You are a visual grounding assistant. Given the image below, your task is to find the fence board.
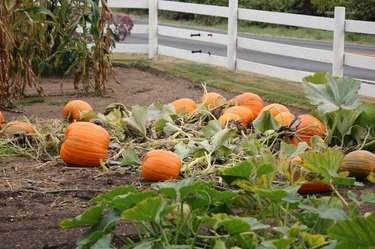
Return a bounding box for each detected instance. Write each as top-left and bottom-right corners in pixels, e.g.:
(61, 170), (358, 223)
(345, 20), (375, 35)
(237, 59), (312, 82)
(113, 44), (148, 53)
(358, 81), (375, 98)
(107, 0), (148, 8)
(238, 8), (334, 31)
(158, 26), (227, 45)
(159, 0), (228, 18)
(158, 46), (227, 67)
(237, 37), (333, 63)
(345, 54), (375, 71)
(132, 24), (148, 34)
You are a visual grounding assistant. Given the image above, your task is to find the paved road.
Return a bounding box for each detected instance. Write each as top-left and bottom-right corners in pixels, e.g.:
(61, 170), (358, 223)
(124, 20), (375, 84)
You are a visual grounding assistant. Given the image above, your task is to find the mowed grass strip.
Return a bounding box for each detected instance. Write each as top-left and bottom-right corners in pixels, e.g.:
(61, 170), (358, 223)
(112, 54), (311, 109)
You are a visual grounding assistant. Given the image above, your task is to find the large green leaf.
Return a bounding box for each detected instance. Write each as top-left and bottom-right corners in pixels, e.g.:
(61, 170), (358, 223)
(147, 102), (175, 123)
(92, 186), (137, 202)
(302, 148), (344, 181)
(122, 196), (167, 223)
(253, 110), (279, 133)
(121, 147), (142, 167)
(302, 73), (361, 115)
(200, 213), (251, 235)
(60, 204), (105, 228)
(328, 213), (375, 247)
(203, 120), (223, 138)
(110, 191), (157, 212)
(124, 105), (149, 138)
(220, 160), (255, 184)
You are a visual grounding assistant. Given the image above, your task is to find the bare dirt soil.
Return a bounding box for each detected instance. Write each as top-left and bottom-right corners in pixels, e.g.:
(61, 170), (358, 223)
(0, 67), (373, 249)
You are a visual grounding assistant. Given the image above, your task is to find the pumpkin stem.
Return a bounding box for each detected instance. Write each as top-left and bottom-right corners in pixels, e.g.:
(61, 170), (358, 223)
(330, 180), (348, 207)
(325, 112), (339, 145)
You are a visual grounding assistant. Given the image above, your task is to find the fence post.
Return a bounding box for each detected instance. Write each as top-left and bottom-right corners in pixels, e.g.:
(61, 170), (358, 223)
(149, 0), (158, 59)
(227, 0), (238, 71)
(332, 7), (345, 77)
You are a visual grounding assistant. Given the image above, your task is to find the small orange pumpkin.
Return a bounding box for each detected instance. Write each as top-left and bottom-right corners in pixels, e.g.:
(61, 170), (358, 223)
(218, 112), (242, 127)
(0, 112), (4, 125)
(290, 114), (326, 145)
(297, 181), (332, 195)
(223, 106), (254, 127)
(232, 92), (264, 117)
(274, 112), (295, 126)
(141, 150), (181, 181)
(259, 103), (290, 117)
(63, 100), (94, 122)
(3, 121), (36, 134)
(199, 92), (226, 108)
(171, 98), (197, 115)
(60, 122), (110, 167)
(340, 150), (375, 179)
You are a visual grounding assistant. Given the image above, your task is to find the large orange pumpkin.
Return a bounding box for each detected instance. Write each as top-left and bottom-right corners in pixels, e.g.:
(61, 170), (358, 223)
(223, 106), (254, 127)
(218, 112), (242, 127)
(290, 114), (326, 145)
(199, 92), (226, 109)
(141, 150), (181, 181)
(259, 103), (290, 117)
(63, 100), (93, 122)
(3, 121), (36, 134)
(232, 92), (264, 117)
(60, 122), (110, 167)
(297, 181), (332, 195)
(274, 112), (295, 126)
(171, 98), (197, 115)
(340, 150), (375, 179)
(0, 112), (4, 125)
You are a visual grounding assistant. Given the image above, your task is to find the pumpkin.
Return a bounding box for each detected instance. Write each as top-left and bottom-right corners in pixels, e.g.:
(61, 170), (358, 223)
(199, 92), (226, 108)
(340, 150), (375, 179)
(60, 122), (110, 167)
(223, 106), (255, 127)
(290, 114), (326, 145)
(218, 112), (242, 127)
(141, 150), (181, 181)
(63, 100), (94, 122)
(297, 181), (332, 195)
(232, 92), (264, 117)
(0, 111), (4, 125)
(2, 121), (36, 135)
(259, 103), (290, 117)
(274, 112), (295, 126)
(171, 98), (197, 115)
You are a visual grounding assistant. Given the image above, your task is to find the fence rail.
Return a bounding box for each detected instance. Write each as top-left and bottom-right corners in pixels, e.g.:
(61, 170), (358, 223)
(108, 0), (375, 98)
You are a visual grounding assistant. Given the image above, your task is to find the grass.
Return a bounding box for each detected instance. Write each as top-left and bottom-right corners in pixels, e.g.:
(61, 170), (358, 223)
(123, 11), (375, 45)
(112, 54), (312, 109)
(17, 97), (46, 106)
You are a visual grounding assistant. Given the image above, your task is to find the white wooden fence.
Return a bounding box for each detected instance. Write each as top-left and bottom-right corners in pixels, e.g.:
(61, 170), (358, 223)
(108, 0), (375, 98)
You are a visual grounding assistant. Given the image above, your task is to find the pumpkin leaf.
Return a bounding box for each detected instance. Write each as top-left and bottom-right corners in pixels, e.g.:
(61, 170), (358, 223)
(302, 73), (361, 115)
(253, 110), (279, 133)
(110, 191), (157, 212)
(121, 146), (142, 166)
(90, 234), (112, 249)
(124, 105), (148, 138)
(300, 232), (326, 248)
(60, 204), (105, 228)
(147, 102), (175, 123)
(174, 143), (191, 160)
(301, 148), (344, 181)
(92, 185), (137, 202)
(220, 160), (255, 184)
(367, 172), (375, 184)
(200, 213), (251, 235)
(122, 196), (167, 223)
(208, 127), (237, 154)
(328, 213), (375, 247)
(203, 120), (222, 138)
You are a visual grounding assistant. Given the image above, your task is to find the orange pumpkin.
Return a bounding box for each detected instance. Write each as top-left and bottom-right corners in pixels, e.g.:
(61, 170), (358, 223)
(172, 98), (197, 115)
(218, 112), (242, 127)
(290, 115), (326, 145)
(232, 92), (264, 117)
(3, 121), (36, 134)
(274, 112), (295, 126)
(259, 103), (290, 117)
(340, 150), (375, 179)
(0, 112), (4, 125)
(63, 100), (93, 122)
(223, 106), (255, 127)
(141, 150), (181, 181)
(298, 181), (332, 195)
(199, 92), (226, 108)
(60, 122), (110, 167)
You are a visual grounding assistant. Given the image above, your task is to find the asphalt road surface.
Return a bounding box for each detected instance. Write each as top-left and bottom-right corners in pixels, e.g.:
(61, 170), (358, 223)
(124, 20), (375, 85)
